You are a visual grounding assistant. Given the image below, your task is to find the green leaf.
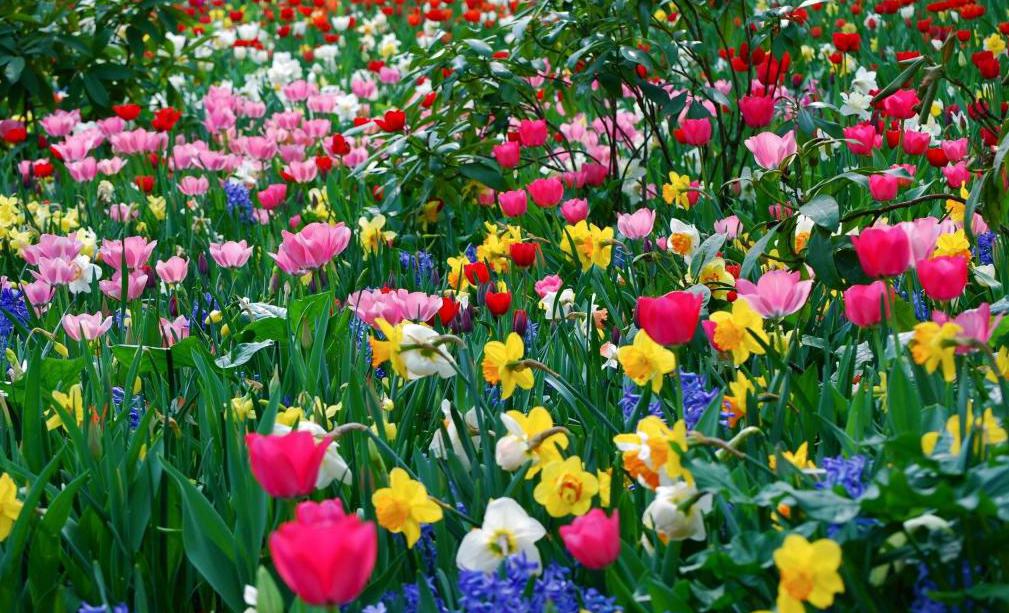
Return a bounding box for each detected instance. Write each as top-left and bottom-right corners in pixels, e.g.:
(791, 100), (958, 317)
(3, 56), (23, 82)
(458, 161), (507, 191)
(799, 194), (839, 231)
(463, 38), (493, 57)
(886, 357), (921, 435)
(214, 340), (274, 369)
(742, 225), (777, 278)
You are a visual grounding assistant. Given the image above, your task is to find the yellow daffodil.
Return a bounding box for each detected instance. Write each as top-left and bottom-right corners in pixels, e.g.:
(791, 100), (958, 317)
(921, 408), (1007, 456)
(230, 395), (255, 420)
(477, 223), (522, 272)
(706, 299), (768, 365)
(697, 257), (735, 300)
(932, 229), (970, 260)
(909, 321), (962, 383)
(722, 370), (757, 428)
(482, 333), (534, 399)
(372, 468), (443, 547)
(533, 456), (599, 517)
(0, 473), (22, 541)
(48, 384), (85, 431)
(358, 214), (396, 258)
(446, 254), (473, 292)
(617, 329), (677, 393)
(370, 317), (408, 379)
(597, 468), (612, 507)
(769, 441), (816, 471)
(560, 221), (613, 271)
(662, 171), (693, 208)
(614, 416), (692, 489)
(774, 534), (844, 613)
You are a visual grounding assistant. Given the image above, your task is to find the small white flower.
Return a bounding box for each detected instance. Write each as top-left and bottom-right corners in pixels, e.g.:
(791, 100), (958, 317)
(456, 498), (546, 573)
(642, 481), (712, 542)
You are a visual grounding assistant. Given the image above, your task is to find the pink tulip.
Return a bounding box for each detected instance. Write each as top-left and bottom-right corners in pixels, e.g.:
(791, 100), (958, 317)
(493, 141), (521, 168)
(247, 431), (331, 498)
(346, 288), (442, 327)
(271, 222), (351, 275)
(843, 122), (879, 156)
(843, 281), (892, 327)
(933, 303), (1001, 353)
(744, 130), (797, 169)
(66, 158), (99, 182)
(739, 95), (774, 128)
(284, 159), (318, 183)
(209, 240), (254, 269)
(680, 117), (712, 146)
(559, 509), (620, 570)
(560, 198), (588, 224)
(258, 184), (287, 210)
(901, 130), (931, 155)
(942, 161), (970, 189)
(22, 234), (81, 266)
(178, 175), (210, 196)
(34, 257), (77, 286)
(881, 89), (920, 119)
(61, 313), (113, 342)
(900, 217), (941, 266)
(517, 119), (548, 147)
(23, 280), (54, 311)
(498, 190), (528, 217)
(735, 270), (812, 318)
(617, 208), (656, 239)
(40, 109), (80, 137)
(159, 316), (190, 347)
(155, 256), (189, 285)
(534, 274), (564, 298)
(636, 291), (703, 345)
(713, 215), (743, 239)
(917, 256), (968, 301)
(99, 270), (148, 301)
(99, 237), (157, 270)
(851, 226), (910, 278)
(269, 499), (376, 606)
(868, 174), (900, 202)
(940, 138), (969, 163)
(527, 177), (564, 208)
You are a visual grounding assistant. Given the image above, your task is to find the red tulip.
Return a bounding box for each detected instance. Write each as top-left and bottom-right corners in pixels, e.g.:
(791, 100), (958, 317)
(851, 226), (910, 278)
(374, 109), (405, 132)
(463, 262), (490, 286)
(246, 431), (331, 498)
(438, 296), (460, 326)
(269, 499), (377, 606)
(917, 256), (968, 301)
(113, 103), (142, 121)
(559, 509), (620, 569)
(509, 242), (538, 268)
(636, 291), (703, 345)
(485, 290), (512, 317)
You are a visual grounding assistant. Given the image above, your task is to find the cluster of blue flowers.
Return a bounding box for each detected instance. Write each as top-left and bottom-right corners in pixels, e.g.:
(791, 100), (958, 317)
(618, 383), (663, 423)
(188, 292), (220, 331)
(680, 371), (719, 429)
(976, 231), (996, 266)
(457, 555), (618, 613)
(111, 386), (144, 430)
(399, 250), (437, 285)
(0, 287), (28, 368)
(223, 180), (254, 222)
(817, 454), (868, 499)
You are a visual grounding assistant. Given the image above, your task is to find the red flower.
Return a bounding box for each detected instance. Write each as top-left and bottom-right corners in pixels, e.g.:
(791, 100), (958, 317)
(972, 51), (1001, 80)
(463, 262), (490, 286)
(509, 242), (538, 268)
(315, 155), (333, 173)
(438, 296), (460, 326)
(151, 107), (181, 132)
(113, 104), (142, 121)
(134, 176), (155, 193)
(2, 126), (27, 144)
(331, 134), (351, 156)
(832, 32), (861, 53)
(247, 431), (332, 498)
(485, 290), (512, 317)
(374, 109), (406, 132)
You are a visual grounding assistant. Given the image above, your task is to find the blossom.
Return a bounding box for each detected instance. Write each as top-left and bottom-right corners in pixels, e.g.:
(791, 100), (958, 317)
(358, 214), (396, 257)
(851, 225), (910, 278)
(666, 219), (700, 260)
(209, 240), (253, 268)
(843, 281), (893, 328)
(909, 321), (962, 382)
(616, 208), (656, 239)
(769, 441), (816, 471)
(661, 172), (693, 208)
(744, 130), (796, 169)
(61, 312), (113, 342)
(372, 468), (443, 547)
(774, 535), (844, 613)
(735, 270), (812, 318)
(533, 456), (599, 517)
(482, 333), (535, 399)
(922, 408), (1007, 456)
(643, 481), (711, 543)
(702, 299), (768, 365)
(636, 291), (703, 345)
(495, 406), (568, 476)
(456, 497), (546, 573)
(560, 221), (613, 271)
(271, 222), (351, 275)
(917, 256), (968, 301)
(617, 329), (677, 393)
(0, 473), (22, 542)
(614, 417), (692, 489)
(559, 509), (620, 569)
(246, 431), (332, 498)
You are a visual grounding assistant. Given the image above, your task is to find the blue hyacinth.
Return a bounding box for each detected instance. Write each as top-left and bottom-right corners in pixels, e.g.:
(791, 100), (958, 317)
(618, 383), (663, 422)
(223, 180), (254, 222)
(680, 370), (719, 430)
(818, 454), (868, 498)
(976, 231), (996, 266)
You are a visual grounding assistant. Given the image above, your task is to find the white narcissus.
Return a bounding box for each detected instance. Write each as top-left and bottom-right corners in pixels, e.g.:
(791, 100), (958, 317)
(456, 498), (546, 573)
(399, 323), (456, 380)
(429, 400), (480, 469)
(642, 481), (712, 543)
(68, 255), (101, 295)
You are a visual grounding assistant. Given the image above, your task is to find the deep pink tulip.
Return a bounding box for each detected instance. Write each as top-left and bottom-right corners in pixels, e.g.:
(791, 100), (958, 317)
(680, 117), (713, 146)
(843, 281), (893, 328)
(942, 161), (970, 189)
(744, 130), (796, 169)
(517, 119), (548, 147)
(843, 122), (879, 156)
(940, 138), (969, 163)
(636, 291), (703, 345)
(901, 130), (931, 155)
(917, 256), (968, 301)
(498, 189), (528, 217)
(868, 173), (900, 202)
(559, 509), (620, 570)
(739, 95), (775, 128)
(493, 141), (521, 168)
(881, 89), (920, 119)
(851, 226), (910, 278)
(735, 270), (812, 318)
(269, 499), (376, 606)
(258, 184), (288, 210)
(527, 177), (564, 208)
(247, 431), (332, 498)
(560, 198), (588, 224)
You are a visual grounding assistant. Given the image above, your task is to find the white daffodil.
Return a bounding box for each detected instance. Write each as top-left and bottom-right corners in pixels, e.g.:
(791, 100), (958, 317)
(399, 323), (456, 379)
(642, 480), (712, 542)
(667, 219), (701, 262)
(539, 288), (574, 321)
(456, 497), (546, 573)
(430, 400), (480, 468)
(68, 255), (101, 294)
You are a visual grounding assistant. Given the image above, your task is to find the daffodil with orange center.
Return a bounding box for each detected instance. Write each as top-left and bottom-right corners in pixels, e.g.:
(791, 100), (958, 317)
(613, 416), (692, 489)
(533, 456), (598, 517)
(482, 333), (534, 399)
